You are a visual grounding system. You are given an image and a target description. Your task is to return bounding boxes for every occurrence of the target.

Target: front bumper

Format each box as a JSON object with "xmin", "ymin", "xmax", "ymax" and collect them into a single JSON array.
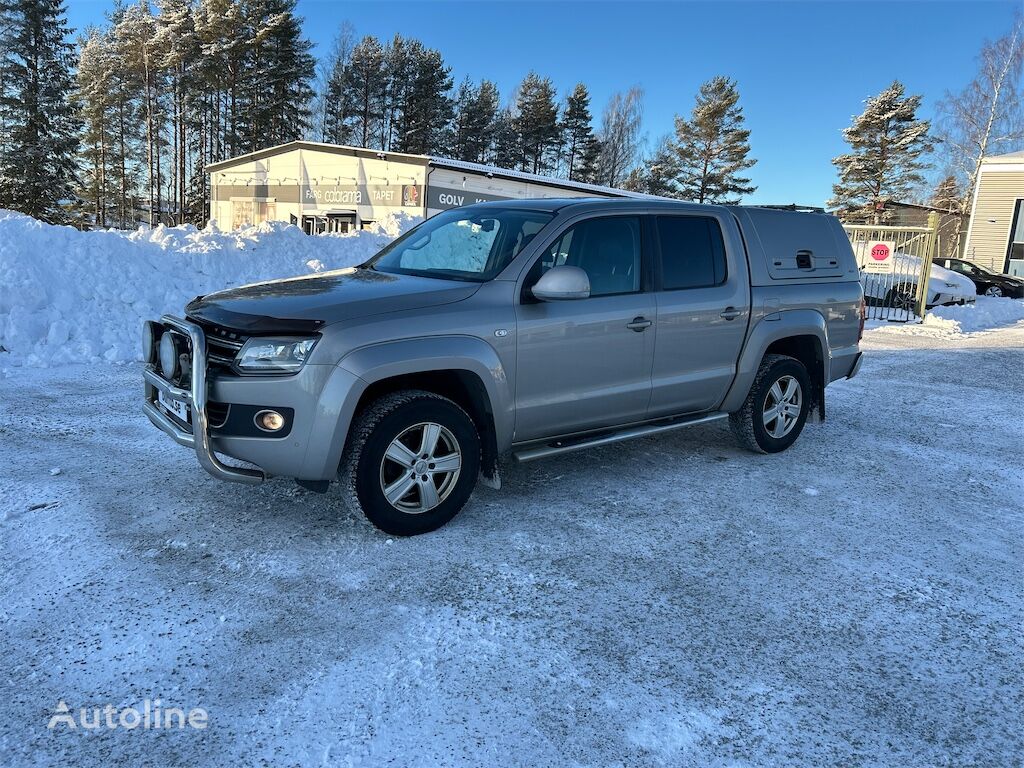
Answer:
[{"xmin": 143, "ymin": 315, "xmax": 265, "ymax": 484}]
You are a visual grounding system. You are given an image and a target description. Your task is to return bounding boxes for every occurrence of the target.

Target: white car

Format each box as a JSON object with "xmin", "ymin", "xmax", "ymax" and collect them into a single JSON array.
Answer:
[{"xmin": 858, "ymin": 252, "xmax": 976, "ymax": 311}]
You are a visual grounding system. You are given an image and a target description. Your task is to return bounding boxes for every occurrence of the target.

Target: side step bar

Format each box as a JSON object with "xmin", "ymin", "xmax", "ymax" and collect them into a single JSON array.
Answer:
[{"xmin": 512, "ymin": 412, "xmax": 728, "ymax": 463}]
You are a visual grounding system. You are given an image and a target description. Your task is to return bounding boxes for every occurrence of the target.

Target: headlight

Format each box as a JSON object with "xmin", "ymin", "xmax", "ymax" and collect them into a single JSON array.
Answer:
[
  {"xmin": 235, "ymin": 337, "xmax": 318, "ymax": 373},
  {"xmin": 143, "ymin": 320, "xmax": 160, "ymax": 364},
  {"xmin": 159, "ymin": 332, "xmax": 180, "ymax": 379}
]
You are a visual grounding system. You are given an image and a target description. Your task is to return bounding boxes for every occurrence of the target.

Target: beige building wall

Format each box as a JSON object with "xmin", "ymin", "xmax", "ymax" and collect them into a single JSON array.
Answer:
[
  {"xmin": 963, "ymin": 154, "xmax": 1024, "ymax": 274},
  {"xmin": 208, "ymin": 142, "xmax": 630, "ymax": 235},
  {"xmin": 210, "ymin": 145, "xmax": 429, "ymax": 233}
]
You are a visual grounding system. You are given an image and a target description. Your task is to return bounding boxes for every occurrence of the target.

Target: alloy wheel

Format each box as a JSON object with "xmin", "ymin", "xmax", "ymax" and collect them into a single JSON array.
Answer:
[
  {"xmin": 379, "ymin": 422, "xmax": 462, "ymax": 514},
  {"xmin": 763, "ymin": 375, "xmax": 802, "ymax": 439},
  {"xmin": 984, "ymin": 286, "xmax": 1003, "ymax": 297}
]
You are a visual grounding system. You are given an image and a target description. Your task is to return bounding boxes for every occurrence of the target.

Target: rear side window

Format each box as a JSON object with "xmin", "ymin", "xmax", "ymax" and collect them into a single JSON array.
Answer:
[{"xmin": 655, "ymin": 216, "xmax": 726, "ymax": 290}]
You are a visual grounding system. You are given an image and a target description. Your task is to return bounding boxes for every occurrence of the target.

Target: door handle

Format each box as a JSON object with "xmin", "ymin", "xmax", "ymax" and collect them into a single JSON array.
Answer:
[
  {"xmin": 720, "ymin": 307, "xmax": 743, "ymax": 320},
  {"xmin": 626, "ymin": 316, "xmax": 653, "ymax": 332}
]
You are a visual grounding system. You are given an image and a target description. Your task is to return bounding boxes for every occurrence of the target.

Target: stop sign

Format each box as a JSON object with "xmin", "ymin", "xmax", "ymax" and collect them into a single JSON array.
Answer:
[{"xmin": 871, "ymin": 243, "xmax": 890, "ymax": 261}]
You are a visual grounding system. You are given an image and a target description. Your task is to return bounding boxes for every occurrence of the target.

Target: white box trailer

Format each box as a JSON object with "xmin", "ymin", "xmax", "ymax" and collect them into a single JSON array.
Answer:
[{"xmin": 207, "ymin": 141, "xmax": 644, "ymax": 233}]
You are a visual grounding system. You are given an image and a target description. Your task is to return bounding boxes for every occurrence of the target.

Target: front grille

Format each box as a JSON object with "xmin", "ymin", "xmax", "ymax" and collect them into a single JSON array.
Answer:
[{"xmin": 190, "ymin": 319, "xmax": 249, "ymax": 374}]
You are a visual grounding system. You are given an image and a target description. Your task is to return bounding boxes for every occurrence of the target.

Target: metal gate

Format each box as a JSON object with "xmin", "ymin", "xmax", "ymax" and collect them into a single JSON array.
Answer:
[{"xmin": 843, "ymin": 211, "xmax": 940, "ymax": 321}]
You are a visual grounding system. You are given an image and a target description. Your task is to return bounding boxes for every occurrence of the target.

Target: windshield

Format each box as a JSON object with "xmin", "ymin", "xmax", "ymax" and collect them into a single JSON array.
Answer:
[{"xmin": 368, "ymin": 207, "xmax": 554, "ymax": 282}]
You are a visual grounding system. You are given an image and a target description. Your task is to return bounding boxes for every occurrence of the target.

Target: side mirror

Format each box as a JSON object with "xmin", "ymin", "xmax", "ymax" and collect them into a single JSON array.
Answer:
[{"xmin": 531, "ymin": 265, "xmax": 590, "ymax": 301}]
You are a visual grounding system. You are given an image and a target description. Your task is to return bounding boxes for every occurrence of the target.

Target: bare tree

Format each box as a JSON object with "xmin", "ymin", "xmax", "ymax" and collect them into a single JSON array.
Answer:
[
  {"xmin": 936, "ymin": 13, "xmax": 1024, "ymax": 251},
  {"xmin": 595, "ymin": 86, "xmax": 643, "ymax": 188}
]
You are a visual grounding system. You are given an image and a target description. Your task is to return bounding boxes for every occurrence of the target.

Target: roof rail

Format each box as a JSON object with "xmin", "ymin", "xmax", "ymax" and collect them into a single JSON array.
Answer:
[{"xmin": 753, "ymin": 204, "xmax": 826, "ymax": 213}]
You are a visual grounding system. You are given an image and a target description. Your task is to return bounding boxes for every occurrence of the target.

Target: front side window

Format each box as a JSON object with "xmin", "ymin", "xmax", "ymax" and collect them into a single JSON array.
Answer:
[
  {"xmin": 369, "ymin": 207, "xmax": 553, "ymax": 282},
  {"xmin": 655, "ymin": 215, "xmax": 727, "ymax": 290},
  {"xmin": 530, "ymin": 216, "xmax": 643, "ymax": 297}
]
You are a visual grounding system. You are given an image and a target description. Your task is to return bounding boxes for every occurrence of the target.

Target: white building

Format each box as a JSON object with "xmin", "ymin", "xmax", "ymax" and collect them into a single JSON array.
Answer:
[
  {"xmin": 207, "ymin": 141, "xmax": 645, "ymax": 234},
  {"xmin": 963, "ymin": 150, "xmax": 1024, "ymax": 276}
]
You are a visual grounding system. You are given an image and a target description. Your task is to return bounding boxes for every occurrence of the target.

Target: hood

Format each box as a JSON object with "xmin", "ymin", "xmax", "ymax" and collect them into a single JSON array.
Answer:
[{"xmin": 186, "ymin": 267, "xmax": 480, "ymax": 333}]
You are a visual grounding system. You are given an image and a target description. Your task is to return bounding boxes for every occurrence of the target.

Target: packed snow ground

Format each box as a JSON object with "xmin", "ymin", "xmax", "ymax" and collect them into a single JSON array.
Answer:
[
  {"xmin": 0, "ymin": 210, "xmax": 417, "ymax": 367},
  {"xmin": 2, "ymin": 316, "xmax": 1022, "ymax": 765}
]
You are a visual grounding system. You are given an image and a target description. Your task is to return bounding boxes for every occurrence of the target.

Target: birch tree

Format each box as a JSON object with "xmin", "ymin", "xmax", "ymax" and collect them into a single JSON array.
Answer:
[{"xmin": 936, "ymin": 14, "xmax": 1024, "ymax": 249}]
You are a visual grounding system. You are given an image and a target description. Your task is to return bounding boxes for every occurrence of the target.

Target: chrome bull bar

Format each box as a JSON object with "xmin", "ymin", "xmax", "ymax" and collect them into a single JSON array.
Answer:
[{"xmin": 142, "ymin": 314, "xmax": 265, "ymax": 484}]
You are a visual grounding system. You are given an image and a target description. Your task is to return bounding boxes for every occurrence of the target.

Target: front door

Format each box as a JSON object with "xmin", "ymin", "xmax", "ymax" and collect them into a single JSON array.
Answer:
[{"xmin": 514, "ymin": 215, "xmax": 655, "ymax": 442}]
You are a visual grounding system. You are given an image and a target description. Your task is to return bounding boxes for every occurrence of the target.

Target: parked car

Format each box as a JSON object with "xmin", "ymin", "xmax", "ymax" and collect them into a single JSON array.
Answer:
[
  {"xmin": 143, "ymin": 200, "xmax": 864, "ymax": 535},
  {"xmin": 858, "ymin": 252, "xmax": 976, "ymax": 311},
  {"xmin": 933, "ymin": 257, "xmax": 1024, "ymax": 298}
]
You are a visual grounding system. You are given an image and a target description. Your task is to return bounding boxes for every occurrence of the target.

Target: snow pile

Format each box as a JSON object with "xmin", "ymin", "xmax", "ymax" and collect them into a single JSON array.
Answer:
[
  {"xmin": 0, "ymin": 210, "xmax": 416, "ymax": 366},
  {"xmin": 866, "ymin": 297, "xmax": 1024, "ymax": 339}
]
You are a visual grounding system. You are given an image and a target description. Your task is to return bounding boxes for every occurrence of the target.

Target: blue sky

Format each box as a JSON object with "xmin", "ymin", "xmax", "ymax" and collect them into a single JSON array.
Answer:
[{"xmin": 66, "ymin": 0, "xmax": 1020, "ymax": 206}]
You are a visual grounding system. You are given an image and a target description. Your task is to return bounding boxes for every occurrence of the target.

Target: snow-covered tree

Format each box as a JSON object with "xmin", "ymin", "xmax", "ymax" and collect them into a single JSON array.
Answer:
[
  {"xmin": 0, "ymin": 0, "xmax": 80, "ymax": 223},
  {"xmin": 829, "ymin": 81, "xmax": 932, "ymax": 223},
  {"xmin": 673, "ymin": 76, "xmax": 755, "ymax": 204},
  {"xmin": 929, "ymin": 175, "xmax": 962, "ymax": 213},
  {"xmin": 76, "ymin": 27, "xmax": 116, "ymax": 226}
]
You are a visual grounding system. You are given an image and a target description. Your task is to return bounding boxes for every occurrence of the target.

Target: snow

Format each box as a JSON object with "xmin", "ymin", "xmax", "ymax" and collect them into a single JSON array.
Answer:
[
  {"xmin": 866, "ymin": 296, "xmax": 1024, "ymax": 339},
  {"xmin": 0, "ymin": 209, "xmax": 417, "ymax": 367},
  {"xmin": 2, "ymin": 313, "xmax": 1023, "ymax": 764}
]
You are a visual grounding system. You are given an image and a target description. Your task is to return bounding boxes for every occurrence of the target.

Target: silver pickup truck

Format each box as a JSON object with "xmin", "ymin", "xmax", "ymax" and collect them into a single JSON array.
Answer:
[{"xmin": 143, "ymin": 199, "xmax": 864, "ymax": 535}]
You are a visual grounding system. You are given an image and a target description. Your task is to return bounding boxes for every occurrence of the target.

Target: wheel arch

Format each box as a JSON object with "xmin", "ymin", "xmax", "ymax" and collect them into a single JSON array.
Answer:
[
  {"xmin": 309, "ymin": 336, "xmax": 512, "ymax": 482},
  {"xmin": 721, "ymin": 310, "xmax": 829, "ymax": 418}
]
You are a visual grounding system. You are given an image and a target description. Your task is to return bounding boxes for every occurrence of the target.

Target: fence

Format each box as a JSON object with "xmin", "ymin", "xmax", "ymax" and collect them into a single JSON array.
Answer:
[{"xmin": 843, "ymin": 211, "xmax": 941, "ymax": 322}]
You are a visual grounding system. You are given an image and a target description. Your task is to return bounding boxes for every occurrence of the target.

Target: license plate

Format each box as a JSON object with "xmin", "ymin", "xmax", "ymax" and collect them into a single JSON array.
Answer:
[{"xmin": 159, "ymin": 390, "xmax": 190, "ymax": 423}]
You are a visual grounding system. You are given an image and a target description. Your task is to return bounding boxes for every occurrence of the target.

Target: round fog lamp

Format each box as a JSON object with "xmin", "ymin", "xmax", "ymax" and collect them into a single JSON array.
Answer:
[
  {"xmin": 159, "ymin": 332, "xmax": 180, "ymax": 379},
  {"xmin": 255, "ymin": 410, "xmax": 285, "ymax": 432},
  {"xmin": 143, "ymin": 321, "xmax": 160, "ymax": 364}
]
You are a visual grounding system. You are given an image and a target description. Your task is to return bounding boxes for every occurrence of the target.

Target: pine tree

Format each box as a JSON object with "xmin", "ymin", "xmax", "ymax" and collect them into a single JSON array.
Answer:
[
  {"xmin": 559, "ymin": 83, "xmax": 598, "ymax": 181},
  {"xmin": 155, "ymin": 0, "xmax": 200, "ymax": 224},
  {"xmin": 239, "ymin": 0, "xmax": 314, "ymax": 149},
  {"xmin": 395, "ymin": 44, "xmax": 453, "ymax": 155},
  {"xmin": 829, "ymin": 80, "xmax": 932, "ymax": 223},
  {"xmin": 490, "ymin": 106, "xmax": 520, "ymax": 169},
  {"xmin": 0, "ymin": 0, "xmax": 80, "ymax": 223},
  {"xmin": 628, "ymin": 136, "xmax": 681, "ymax": 197},
  {"xmin": 115, "ymin": 2, "xmax": 164, "ymax": 224},
  {"xmin": 929, "ymin": 175, "xmax": 961, "ymax": 213},
  {"xmin": 381, "ymin": 34, "xmax": 412, "ymax": 151},
  {"xmin": 450, "ymin": 77, "xmax": 477, "ymax": 159},
  {"xmin": 343, "ymin": 35, "xmax": 386, "ymax": 148},
  {"xmin": 313, "ymin": 21, "xmax": 354, "ymax": 143},
  {"xmin": 76, "ymin": 27, "xmax": 116, "ymax": 226},
  {"xmin": 673, "ymin": 76, "xmax": 755, "ymax": 204},
  {"xmin": 514, "ymin": 72, "xmax": 559, "ymax": 174}
]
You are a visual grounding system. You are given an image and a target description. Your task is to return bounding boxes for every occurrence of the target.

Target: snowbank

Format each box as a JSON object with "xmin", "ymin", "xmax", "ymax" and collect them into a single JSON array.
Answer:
[
  {"xmin": 866, "ymin": 297, "xmax": 1024, "ymax": 339},
  {"xmin": 0, "ymin": 210, "xmax": 416, "ymax": 366}
]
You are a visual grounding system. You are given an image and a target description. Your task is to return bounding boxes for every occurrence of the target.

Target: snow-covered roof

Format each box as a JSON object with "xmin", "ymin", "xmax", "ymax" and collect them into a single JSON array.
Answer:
[
  {"xmin": 983, "ymin": 150, "xmax": 1024, "ymax": 163},
  {"xmin": 426, "ymin": 156, "xmax": 656, "ymax": 199},
  {"xmin": 205, "ymin": 140, "xmax": 658, "ymax": 200}
]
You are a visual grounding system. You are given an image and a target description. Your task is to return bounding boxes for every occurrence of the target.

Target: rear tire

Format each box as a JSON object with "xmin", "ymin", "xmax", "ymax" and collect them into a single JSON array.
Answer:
[
  {"xmin": 340, "ymin": 390, "xmax": 481, "ymax": 536},
  {"xmin": 729, "ymin": 354, "xmax": 811, "ymax": 454}
]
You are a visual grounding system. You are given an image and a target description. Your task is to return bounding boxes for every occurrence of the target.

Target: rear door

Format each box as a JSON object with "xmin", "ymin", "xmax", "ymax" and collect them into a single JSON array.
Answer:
[{"xmin": 647, "ymin": 212, "xmax": 750, "ymax": 417}]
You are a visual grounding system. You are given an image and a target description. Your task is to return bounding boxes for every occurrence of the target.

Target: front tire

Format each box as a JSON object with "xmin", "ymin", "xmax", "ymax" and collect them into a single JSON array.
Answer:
[
  {"xmin": 729, "ymin": 354, "xmax": 811, "ymax": 454},
  {"xmin": 983, "ymin": 285, "xmax": 1003, "ymax": 297},
  {"xmin": 340, "ymin": 390, "xmax": 481, "ymax": 536}
]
